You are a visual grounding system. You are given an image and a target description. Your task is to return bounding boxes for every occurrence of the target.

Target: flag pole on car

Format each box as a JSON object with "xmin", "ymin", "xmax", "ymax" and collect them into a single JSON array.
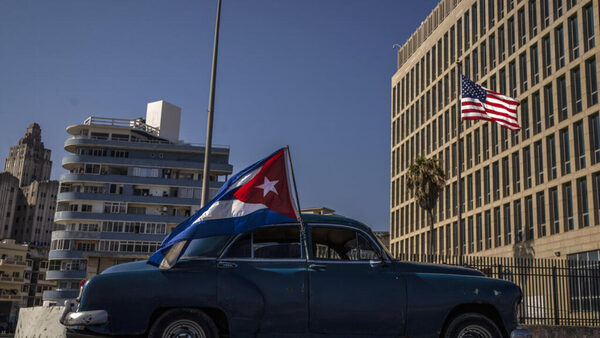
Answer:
[{"xmin": 284, "ymin": 145, "xmax": 308, "ymax": 259}]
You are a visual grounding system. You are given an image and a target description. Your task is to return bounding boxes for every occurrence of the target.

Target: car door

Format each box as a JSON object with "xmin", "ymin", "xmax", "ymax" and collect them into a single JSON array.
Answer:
[
  {"xmin": 308, "ymin": 224, "xmax": 406, "ymax": 336},
  {"xmin": 216, "ymin": 224, "xmax": 309, "ymax": 336}
]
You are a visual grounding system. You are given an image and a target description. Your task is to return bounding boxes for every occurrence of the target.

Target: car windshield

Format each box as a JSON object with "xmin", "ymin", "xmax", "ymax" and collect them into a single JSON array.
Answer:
[{"xmin": 180, "ymin": 235, "xmax": 232, "ymax": 259}]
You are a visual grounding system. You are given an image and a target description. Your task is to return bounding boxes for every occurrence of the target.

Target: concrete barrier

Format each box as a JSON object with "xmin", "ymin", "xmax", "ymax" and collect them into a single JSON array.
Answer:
[{"xmin": 15, "ymin": 306, "xmax": 66, "ymax": 338}]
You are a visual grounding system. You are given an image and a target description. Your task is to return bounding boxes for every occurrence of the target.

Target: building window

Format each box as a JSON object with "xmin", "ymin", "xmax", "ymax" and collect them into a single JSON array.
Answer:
[
  {"xmin": 583, "ymin": 3, "xmax": 595, "ymax": 51},
  {"xmin": 522, "ymin": 98, "xmax": 530, "ymax": 139},
  {"xmin": 531, "ymin": 44, "xmax": 539, "ymax": 86},
  {"xmin": 544, "ymin": 84, "xmax": 554, "ymax": 127},
  {"xmin": 563, "ymin": 182, "xmax": 574, "ymax": 231},
  {"xmin": 537, "ymin": 191, "xmax": 547, "ymax": 237},
  {"xmin": 560, "ymin": 128, "xmax": 571, "ymax": 175},
  {"xmin": 484, "ymin": 166, "xmax": 490, "ymax": 204},
  {"xmin": 493, "ymin": 161, "xmax": 500, "ymax": 200},
  {"xmin": 499, "ymin": 25, "xmax": 506, "ymax": 62},
  {"xmin": 585, "ymin": 57, "xmax": 598, "ymax": 106},
  {"xmin": 541, "ymin": 0, "xmax": 550, "ymax": 28},
  {"xmin": 568, "ymin": 15, "xmax": 580, "ymax": 61},
  {"xmin": 590, "ymin": 113, "xmax": 600, "ymax": 165},
  {"xmin": 524, "ymin": 146, "xmax": 532, "ymax": 189},
  {"xmin": 483, "ymin": 124, "xmax": 489, "ymax": 161},
  {"xmin": 518, "ymin": 8, "xmax": 527, "ymax": 46},
  {"xmin": 549, "ymin": 186, "xmax": 560, "ymax": 234},
  {"xmin": 574, "ymin": 120, "xmax": 586, "ymax": 170},
  {"xmin": 473, "ymin": 213, "xmax": 481, "ymax": 252},
  {"xmin": 504, "ymin": 203, "xmax": 512, "ymax": 245},
  {"xmin": 503, "ymin": 156, "xmax": 510, "ymax": 197},
  {"xmin": 513, "ymin": 152, "xmax": 521, "ymax": 193},
  {"xmin": 557, "ymin": 76, "xmax": 568, "ymax": 121},
  {"xmin": 509, "ymin": 61, "xmax": 517, "ymax": 98},
  {"xmin": 530, "ymin": 92, "xmax": 541, "ymax": 134},
  {"xmin": 547, "ymin": 134, "xmax": 558, "ymax": 180},
  {"xmin": 555, "ymin": 25, "xmax": 566, "ymax": 69},
  {"xmin": 542, "ymin": 35, "xmax": 552, "ymax": 77},
  {"xmin": 529, "ymin": 0, "xmax": 538, "ymax": 38},
  {"xmin": 472, "ymin": 3, "xmax": 478, "ymax": 43},
  {"xmin": 520, "ymin": 53, "xmax": 528, "ymax": 93},
  {"xmin": 468, "ymin": 216, "xmax": 474, "ymax": 253},
  {"xmin": 534, "ymin": 141, "xmax": 544, "ymax": 185},
  {"xmin": 554, "ymin": 0, "xmax": 563, "ymax": 20},
  {"xmin": 509, "ymin": 15, "xmax": 516, "ymax": 53},
  {"xmin": 476, "ymin": 170, "xmax": 482, "ymax": 207},
  {"xmin": 593, "ymin": 172, "xmax": 600, "ymax": 226},
  {"xmin": 525, "ymin": 195, "xmax": 534, "ymax": 241},
  {"xmin": 571, "ymin": 67, "xmax": 583, "ymax": 113},
  {"xmin": 489, "ymin": 34, "xmax": 496, "ymax": 68},
  {"xmin": 494, "ymin": 207, "xmax": 501, "ymax": 247},
  {"xmin": 577, "ymin": 177, "xmax": 590, "ymax": 228}
]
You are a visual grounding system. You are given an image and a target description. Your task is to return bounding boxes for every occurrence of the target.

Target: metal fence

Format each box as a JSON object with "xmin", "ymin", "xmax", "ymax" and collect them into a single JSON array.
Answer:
[{"xmin": 397, "ymin": 254, "xmax": 600, "ymax": 327}]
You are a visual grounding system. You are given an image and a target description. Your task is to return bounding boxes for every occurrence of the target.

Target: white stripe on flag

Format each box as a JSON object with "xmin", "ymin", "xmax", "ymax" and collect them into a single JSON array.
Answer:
[{"xmin": 194, "ymin": 199, "xmax": 267, "ymax": 223}]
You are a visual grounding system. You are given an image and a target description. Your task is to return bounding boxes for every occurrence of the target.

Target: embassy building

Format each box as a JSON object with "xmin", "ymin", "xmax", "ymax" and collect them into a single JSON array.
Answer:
[
  {"xmin": 391, "ymin": 0, "xmax": 600, "ymax": 260},
  {"xmin": 44, "ymin": 100, "xmax": 233, "ymax": 305}
]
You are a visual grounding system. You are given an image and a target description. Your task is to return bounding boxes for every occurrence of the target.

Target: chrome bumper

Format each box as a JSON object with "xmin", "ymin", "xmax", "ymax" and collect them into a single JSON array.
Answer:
[
  {"xmin": 60, "ymin": 300, "xmax": 108, "ymax": 326},
  {"xmin": 510, "ymin": 326, "xmax": 532, "ymax": 338}
]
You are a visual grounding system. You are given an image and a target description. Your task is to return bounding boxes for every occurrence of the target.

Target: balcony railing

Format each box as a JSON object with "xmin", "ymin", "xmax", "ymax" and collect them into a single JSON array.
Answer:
[
  {"xmin": 0, "ymin": 259, "xmax": 26, "ymax": 267},
  {"xmin": 84, "ymin": 116, "xmax": 160, "ymax": 136}
]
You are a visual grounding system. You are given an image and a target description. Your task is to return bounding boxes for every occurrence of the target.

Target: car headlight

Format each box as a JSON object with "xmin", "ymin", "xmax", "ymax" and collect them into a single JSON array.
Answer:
[{"xmin": 514, "ymin": 297, "xmax": 522, "ymax": 323}]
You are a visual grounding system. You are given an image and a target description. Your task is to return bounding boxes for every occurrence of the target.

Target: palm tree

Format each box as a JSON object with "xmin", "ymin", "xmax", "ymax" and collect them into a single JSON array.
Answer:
[{"xmin": 406, "ymin": 156, "xmax": 446, "ymax": 259}]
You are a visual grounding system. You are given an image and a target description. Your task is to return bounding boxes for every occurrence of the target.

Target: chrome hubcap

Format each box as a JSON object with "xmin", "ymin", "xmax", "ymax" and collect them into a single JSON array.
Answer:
[
  {"xmin": 163, "ymin": 319, "xmax": 206, "ymax": 338},
  {"xmin": 457, "ymin": 324, "xmax": 492, "ymax": 338}
]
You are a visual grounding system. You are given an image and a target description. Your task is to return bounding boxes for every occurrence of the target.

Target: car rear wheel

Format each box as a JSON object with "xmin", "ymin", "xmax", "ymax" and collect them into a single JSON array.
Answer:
[
  {"xmin": 443, "ymin": 312, "xmax": 503, "ymax": 338},
  {"xmin": 148, "ymin": 308, "xmax": 219, "ymax": 338}
]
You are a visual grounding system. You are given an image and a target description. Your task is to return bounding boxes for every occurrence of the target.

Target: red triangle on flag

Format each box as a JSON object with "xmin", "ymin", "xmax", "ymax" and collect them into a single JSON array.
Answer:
[{"xmin": 233, "ymin": 149, "xmax": 297, "ymax": 219}]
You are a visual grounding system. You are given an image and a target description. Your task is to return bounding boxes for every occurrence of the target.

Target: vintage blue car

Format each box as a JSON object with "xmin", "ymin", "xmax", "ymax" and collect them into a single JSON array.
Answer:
[{"xmin": 61, "ymin": 214, "xmax": 531, "ymax": 338}]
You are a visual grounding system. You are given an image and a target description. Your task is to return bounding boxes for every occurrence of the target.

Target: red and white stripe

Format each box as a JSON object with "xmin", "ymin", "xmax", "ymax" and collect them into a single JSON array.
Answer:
[{"xmin": 461, "ymin": 90, "xmax": 520, "ymax": 131}]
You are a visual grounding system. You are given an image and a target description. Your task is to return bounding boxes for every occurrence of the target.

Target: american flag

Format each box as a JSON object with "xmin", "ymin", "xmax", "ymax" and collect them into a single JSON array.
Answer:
[{"xmin": 461, "ymin": 75, "xmax": 520, "ymax": 131}]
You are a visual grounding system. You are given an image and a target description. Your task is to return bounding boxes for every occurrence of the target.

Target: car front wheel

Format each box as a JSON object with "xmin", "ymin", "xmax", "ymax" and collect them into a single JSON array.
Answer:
[
  {"xmin": 148, "ymin": 308, "xmax": 219, "ymax": 338},
  {"xmin": 443, "ymin": 312, "xmax": 503, "ymax": 338}
]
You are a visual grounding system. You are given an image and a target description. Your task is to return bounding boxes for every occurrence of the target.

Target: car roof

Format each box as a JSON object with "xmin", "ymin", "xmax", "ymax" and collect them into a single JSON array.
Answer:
[{"xmin": 300, "ymin": 213, "xmax": 373, "ymax": 233}]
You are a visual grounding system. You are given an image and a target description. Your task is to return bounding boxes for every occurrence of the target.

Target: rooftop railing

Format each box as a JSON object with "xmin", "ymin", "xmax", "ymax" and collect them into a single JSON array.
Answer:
[{"xmin": 84, "ymin": 116, "xmax": 160, "ymax": 136}]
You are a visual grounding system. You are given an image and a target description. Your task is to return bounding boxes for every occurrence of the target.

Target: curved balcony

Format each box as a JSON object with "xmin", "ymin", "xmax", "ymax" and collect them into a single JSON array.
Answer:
[
  {"xmin": 59, "ymin": 173, "xmax": 225, "ymax": 189},
  {"xmin": 64, "ymin": 135, "xmax": 230, "ymax": 155},
  {"xmin": 49, "ymin": 250, "xmax": 86, "ymax": 260},
  {"xmin": 54, "ymin": 211, "xmax": 188, "ymax": 224},
  {"xmin": 62, "ymin": 154, "xmax": 233, "ymax": 174},
  {"xmin": 43, "ymin": 289, "xmax": 79, "ymax": 301},
  {"xmin": 51, "ymin": 230, "xmax": 165, "ymax": 242},
  {"xmin": 46, "ymin": 269, "xmax": 86, "ymax": 280},
  {"xmin": 57, "ymin": 192, "xmax": 201, "ymax": 207}
]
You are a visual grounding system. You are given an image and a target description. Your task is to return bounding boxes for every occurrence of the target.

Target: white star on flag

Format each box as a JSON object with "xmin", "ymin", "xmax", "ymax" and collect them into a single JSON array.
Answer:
[{"xmin": 255, "ymin": 177, "xmax": 279, "ymax": 197}]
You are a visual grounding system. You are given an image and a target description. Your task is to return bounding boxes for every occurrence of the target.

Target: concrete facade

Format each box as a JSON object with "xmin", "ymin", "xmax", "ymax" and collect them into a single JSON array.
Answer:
[
  {"xmin": 1, "ymin": 123, "xmax": 59, "ymax": 246},
  {"xmin": 0, "ymin": 239, "xmax": 28, "ymax": 331},
  {"xmin": 391, "ymin": 0, "xmax": 600, "ymax": 260},
  {"xmin": 44, "ymin": 101, "xmax": 233, "ymax": 305}
]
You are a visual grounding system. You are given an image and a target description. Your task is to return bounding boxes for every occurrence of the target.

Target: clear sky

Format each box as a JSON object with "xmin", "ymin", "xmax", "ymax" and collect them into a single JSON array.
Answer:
[{"xmin": 0, "ymin": 0, "xmax": 438, "ymax": 231}]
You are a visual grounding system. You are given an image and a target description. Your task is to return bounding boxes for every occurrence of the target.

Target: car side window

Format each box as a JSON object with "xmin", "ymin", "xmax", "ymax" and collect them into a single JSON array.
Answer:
[
  {"xmin": 222, "ymin": 226, "xmax": 301, "ymax": 259},
  {"xmin": 311, "ymin": 226, "xmax": 381, "ymax": 261}
]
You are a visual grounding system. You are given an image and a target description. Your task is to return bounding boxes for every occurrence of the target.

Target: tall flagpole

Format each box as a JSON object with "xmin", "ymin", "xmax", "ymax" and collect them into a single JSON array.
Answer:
[
  {"xmin": 201, "ymin": 0, "xmax": 222, "ymax": 207},
  {"xmin": 456, "ymin": 60, "xmax": 463, "ymax": 264},
  {"xmin": 285, "ymin": 146, "xmax": 309, "ymax": 259}
]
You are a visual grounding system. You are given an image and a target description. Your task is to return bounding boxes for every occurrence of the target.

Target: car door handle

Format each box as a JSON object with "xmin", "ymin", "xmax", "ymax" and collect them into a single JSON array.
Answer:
[
  {"xmin": 217, "ymin": 261, "xmax": 238, "ymax": 269},
  {"xmin": 309, "ymin": 264, "xmax": 327, "ymax": 271}
]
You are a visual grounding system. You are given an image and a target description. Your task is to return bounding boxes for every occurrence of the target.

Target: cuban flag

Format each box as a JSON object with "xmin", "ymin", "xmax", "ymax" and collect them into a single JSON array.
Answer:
[{"xmin": 148, "ymin": 147, "xmax": 300, "ymax": 269}]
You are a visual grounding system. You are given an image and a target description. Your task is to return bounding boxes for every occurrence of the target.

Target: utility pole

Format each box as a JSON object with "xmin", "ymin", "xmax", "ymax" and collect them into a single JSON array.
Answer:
[{"xmin": 201, "ymin": 0, "xmax": 222, "ymax": 207}]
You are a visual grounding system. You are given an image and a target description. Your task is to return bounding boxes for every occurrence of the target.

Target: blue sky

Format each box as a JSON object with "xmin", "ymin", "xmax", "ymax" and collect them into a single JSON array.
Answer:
[{"xmin": 0, "ymin": 0, "xmax": 438, "ymax": 231}]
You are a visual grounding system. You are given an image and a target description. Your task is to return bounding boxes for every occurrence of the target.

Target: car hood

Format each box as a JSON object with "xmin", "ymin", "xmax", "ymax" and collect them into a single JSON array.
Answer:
[
  {"xmin": 397, "ymin": 261, "xmax": 485, "ymax": 277},
  {"xmin": 101, "ymin": 260, "xmax": 159, "ymax": 274}
]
